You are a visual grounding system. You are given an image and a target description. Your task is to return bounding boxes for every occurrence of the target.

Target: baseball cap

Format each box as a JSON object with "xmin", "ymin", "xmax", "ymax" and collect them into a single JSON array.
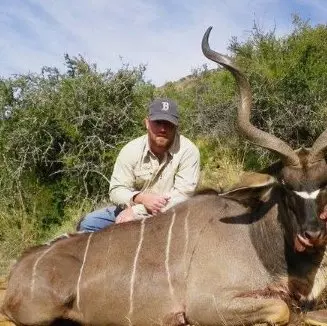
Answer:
[{"xmin": 148, "ymin": 98, "xmax": 179, "ymax": 126}]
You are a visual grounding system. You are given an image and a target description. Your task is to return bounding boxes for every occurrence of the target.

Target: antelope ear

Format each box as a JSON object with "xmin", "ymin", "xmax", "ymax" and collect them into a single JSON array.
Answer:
[{"xmin": 220, "ymin": 172, "xmax": 277, "ymax": 207}]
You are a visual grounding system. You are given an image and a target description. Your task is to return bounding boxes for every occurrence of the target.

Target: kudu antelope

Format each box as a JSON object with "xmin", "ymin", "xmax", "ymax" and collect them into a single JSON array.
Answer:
[{"xmin": 3, "ymin": 27, "xmax": 327, "ymax": 326}]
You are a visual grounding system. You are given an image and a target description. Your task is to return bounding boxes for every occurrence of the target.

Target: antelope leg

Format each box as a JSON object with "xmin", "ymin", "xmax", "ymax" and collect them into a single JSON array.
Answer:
[
  {"xmin": 305, "ymin": 310, "xmax": 327, "ymax": 326},
  {"xmin": 187, "ymin": 295, "xmax": 290, "ymax": 326}
]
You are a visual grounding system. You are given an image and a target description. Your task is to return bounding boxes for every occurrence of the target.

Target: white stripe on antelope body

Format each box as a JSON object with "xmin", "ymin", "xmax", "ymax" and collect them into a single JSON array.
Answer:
[
  {"xmin": 31, "ymin": 245, "xmax": 56, "ymax": 297},
  {"xmin": 128, "ymin": 218, "xmax": 146, "ymax": 321},
  {"xmin": 165, "ymin": 209, "xmax": 179, "ymax": 306},
  {"xmin": 76, "ymin": 233, "xmax": 93, "ymax": 311}
]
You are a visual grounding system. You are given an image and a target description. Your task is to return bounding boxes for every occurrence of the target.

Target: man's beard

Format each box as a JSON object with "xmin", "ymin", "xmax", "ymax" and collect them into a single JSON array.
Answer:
[{"xmin": 155, "ymin": 136, "xmax": 171, "ymax": 148}]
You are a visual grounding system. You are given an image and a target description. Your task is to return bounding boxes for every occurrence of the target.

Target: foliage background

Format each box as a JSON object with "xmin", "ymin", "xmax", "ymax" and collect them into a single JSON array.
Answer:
[{"xmin": 1, "ymin": 17, "xmax": 327, "ymax": 273}]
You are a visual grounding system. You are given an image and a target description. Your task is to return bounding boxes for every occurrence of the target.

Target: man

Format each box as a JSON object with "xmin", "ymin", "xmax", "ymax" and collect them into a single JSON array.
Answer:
[{"xmin": 78, "ymin": 98, "xmax": 200, "ymax": 231}]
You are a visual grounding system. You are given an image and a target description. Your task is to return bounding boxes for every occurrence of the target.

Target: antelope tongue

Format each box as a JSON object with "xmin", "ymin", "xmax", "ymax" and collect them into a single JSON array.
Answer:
[{"xmin": 294, "ymin": 237, "xmax": 306, "ymax": 252}]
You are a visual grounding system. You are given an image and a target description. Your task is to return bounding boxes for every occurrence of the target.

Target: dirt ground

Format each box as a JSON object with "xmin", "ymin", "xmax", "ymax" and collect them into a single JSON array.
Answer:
[{"xmin": 0, "ymin": 277, "xmax": 14, "ymax": 326}]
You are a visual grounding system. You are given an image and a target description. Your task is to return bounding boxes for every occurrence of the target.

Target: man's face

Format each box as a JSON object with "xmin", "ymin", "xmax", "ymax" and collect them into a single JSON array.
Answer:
[{"xmin": 145, "ymin": 118, "xmax": 177, "ymax": 151}]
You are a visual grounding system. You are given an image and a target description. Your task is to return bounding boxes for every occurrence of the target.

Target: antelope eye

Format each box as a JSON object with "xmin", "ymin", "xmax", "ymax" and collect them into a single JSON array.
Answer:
[{"xmin": 281, "ymin": 183, "xmax": 295, "ymax": 194}]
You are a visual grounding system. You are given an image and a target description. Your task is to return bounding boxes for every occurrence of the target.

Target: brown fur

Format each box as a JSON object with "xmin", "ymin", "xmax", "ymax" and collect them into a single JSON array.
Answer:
[{"xmin": 2, "ymin": 190, "xmax": 327, "ymax": 326}]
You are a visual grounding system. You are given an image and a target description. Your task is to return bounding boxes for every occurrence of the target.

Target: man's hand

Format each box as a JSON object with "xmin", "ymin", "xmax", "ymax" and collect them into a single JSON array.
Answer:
[
  {"xmin": 133, "ymin": 193, "xmax": 170, "ymax": 215},
  {"xmin": 116, "ymin": 207, "xmax": 135, "ymax": 224}
]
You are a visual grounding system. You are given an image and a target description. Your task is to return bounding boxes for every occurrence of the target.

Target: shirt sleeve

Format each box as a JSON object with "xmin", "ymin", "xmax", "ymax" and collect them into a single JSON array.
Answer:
[
  {"xmin": 163, "ymin": 144, "xmax": 200, "ymax": 211},
  {"xmin": 109, "ymin": 144, "xmax": 140, "ymax": 207}
]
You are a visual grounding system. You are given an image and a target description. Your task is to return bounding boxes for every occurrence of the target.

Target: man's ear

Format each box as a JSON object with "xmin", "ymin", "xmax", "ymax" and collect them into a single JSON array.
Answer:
[
  {"xmin": 220, "ymin": 172, "xmax": 277, "ymax": 208},
  {"xmin": 144, "ymin": 118, "xmax": 149, "ymax": 130}
]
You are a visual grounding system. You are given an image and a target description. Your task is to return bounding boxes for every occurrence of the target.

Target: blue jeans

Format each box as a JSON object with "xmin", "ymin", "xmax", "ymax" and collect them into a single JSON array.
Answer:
[{"xmin": 78, "ymin": 206, "xmax": 123, "ymax": 232}]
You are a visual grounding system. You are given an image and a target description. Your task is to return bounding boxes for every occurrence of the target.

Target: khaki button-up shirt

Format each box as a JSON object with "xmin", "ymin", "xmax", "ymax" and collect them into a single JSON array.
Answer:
[{"xmin": 109, "ymin": 133, "xmax": 200, "ymax": 217}]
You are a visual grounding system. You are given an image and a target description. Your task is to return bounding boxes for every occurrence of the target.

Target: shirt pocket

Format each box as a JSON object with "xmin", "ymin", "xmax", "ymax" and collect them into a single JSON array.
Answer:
[{"xmin": 134, "ymin": 169, "xmax": 152, "ymax": 190}]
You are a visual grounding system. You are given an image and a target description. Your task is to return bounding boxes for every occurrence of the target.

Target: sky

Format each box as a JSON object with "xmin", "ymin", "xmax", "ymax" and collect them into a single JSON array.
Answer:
[{"xmin": 0, "ymin": 0, "xmax": 326, "ymax": 86}]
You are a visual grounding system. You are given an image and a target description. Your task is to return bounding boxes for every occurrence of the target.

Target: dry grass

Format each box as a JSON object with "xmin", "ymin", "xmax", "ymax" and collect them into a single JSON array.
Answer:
[
  {"xmin": 199, "ymin": 157, "xmax": 244, "ymax": 192},
  {"xmin": 0, "ymin": 209, "xmax": 39, "ymax": 276},
  {"xmin": 0, "ymin": 200, "xmax": 94, "ymax": 277},
  {"xmin": 197, "ymin": 137, "xmax": 245, "ymax": 192}
]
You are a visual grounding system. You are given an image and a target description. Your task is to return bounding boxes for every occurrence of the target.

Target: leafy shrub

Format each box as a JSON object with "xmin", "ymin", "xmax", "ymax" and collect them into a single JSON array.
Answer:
[{"xmin": 0, "ymin": 55, "xmax": 154, "ymax": 257}]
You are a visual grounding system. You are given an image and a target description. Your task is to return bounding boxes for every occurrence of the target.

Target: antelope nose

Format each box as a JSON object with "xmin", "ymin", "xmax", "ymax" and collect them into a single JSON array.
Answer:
[{"xmin": 304, "ymin": 230, "xmax": 322, "ymax": 240}]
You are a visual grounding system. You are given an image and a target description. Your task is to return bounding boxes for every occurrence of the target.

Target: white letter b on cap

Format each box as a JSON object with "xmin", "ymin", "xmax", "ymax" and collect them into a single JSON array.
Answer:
[{"xmin": 161, "ymin": 101, "xmax": 169, "ymax": 111}]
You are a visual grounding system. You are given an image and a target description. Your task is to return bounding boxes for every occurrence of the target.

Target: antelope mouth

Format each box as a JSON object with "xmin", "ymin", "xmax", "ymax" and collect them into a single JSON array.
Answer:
[
  {"xmin": 320, "ymin": 205, "xmax": 327, "ymax": 220},
  {"xmin": 294, "ymin": 234, "xmax": 314, "ymax": 252},
  {"xmin": 294, "ymin": 233, "xmax": 327, "ymax": 252}
]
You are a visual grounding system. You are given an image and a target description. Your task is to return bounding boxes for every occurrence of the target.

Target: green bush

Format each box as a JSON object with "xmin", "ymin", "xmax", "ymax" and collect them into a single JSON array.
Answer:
[
  {"xmin": 0, "ymin": 55, "xmax": 154, "ymax": 261},
  {"xmin": 230, "ymin": 17, "xmax": 327, "ymax": 149}
]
